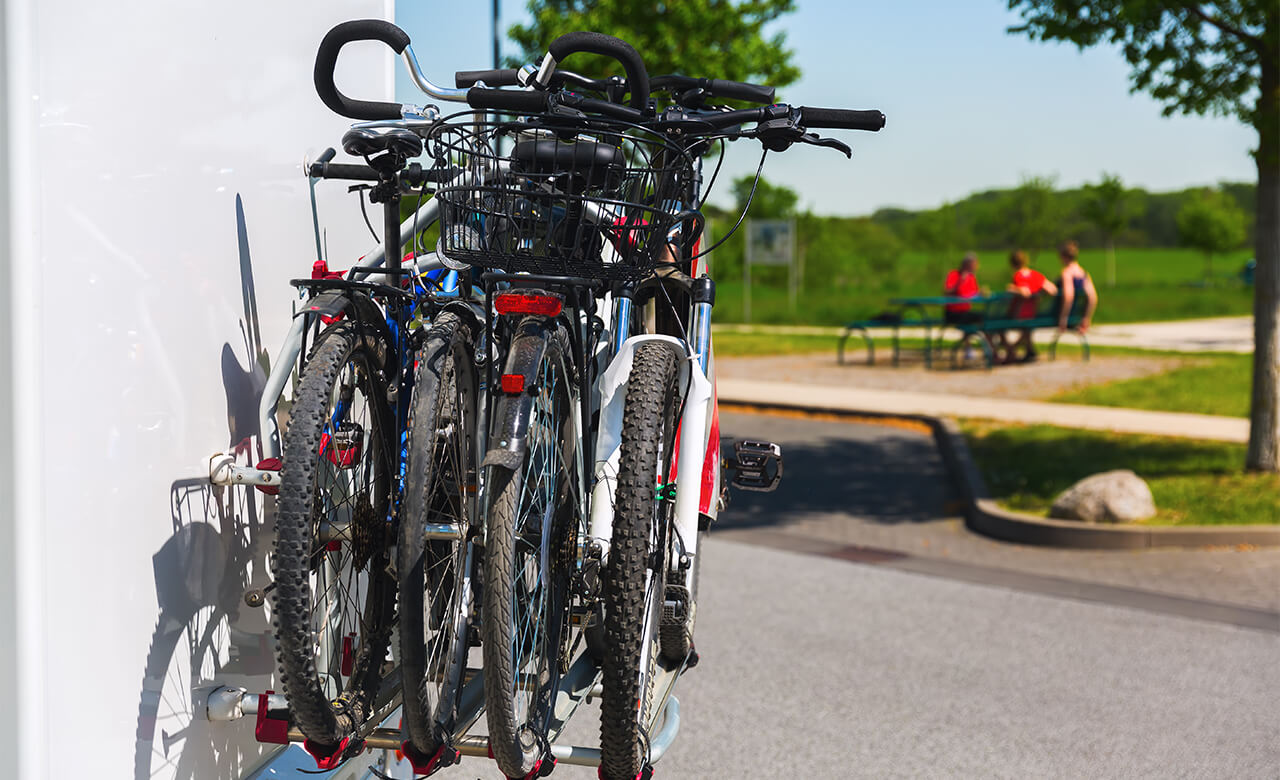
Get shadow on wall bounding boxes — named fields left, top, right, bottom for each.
left=133, top=195, right=278, bottom=780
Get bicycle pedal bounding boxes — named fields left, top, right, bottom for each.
left=724, top=439, right=783, bottom=492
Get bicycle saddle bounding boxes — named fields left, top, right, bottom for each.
left=342, top=126, right=423, bottom=161
left=512, top=138, right=624, bottom=188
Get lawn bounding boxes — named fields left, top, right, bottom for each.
left=1050, top=353, right=1252, bottom=418
left=708, top=247, right=1255, bottom=326
left=961, top=421, right=1279, bottom=526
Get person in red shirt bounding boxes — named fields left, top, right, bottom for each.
left=943, top=252, right=983, bottom=325
left=1000, top=250, right=1058, bottom=362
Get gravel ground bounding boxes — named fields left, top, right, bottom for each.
left=716, top=351, right=1187, bottom=399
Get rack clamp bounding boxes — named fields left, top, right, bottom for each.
left=208, top=452, right=283, bottom=495
left=402, top=742, right=462, bottom=776
left=304, top=735, right=363, bottom=770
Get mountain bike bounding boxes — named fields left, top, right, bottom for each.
left=439, top=31, right=882, bottom=779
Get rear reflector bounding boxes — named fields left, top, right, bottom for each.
left=501, top=374, right=526, bottom=394
left=494, top=292, right=563, bottom=317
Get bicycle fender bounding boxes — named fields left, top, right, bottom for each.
left=482, top=317, right=553, bottom=471
left=300, top=291, right=349, bottom=319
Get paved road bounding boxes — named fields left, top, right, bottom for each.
left=384, top=412, right=1280, bottom=778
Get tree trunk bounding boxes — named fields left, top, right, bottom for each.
left=1246, top=58, right=1280, bottom=472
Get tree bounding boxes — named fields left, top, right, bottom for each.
left=1008, top=1, right=1280, bottom=471
left=999, top=175, right=1061, bottom=256
left=1082, top=173, right=1139, bottom=286
left=508, top=0, right=800, bottom=91
left=732, top=173, right=798, bottom=219
left=910, top=203, right=970, bottom=282
left=1177, top=188, right=1248, bottom=277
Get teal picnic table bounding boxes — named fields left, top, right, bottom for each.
left=838, top=292, right=1088, bottom=369
left=838, top=293, right=1010, bottom=368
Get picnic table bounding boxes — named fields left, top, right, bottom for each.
left=837, top=292, right=1089, bottom=369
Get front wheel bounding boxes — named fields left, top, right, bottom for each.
left=599, top=341, right=682, bottom=780
left=271, top=319, right=397, bottom=747
left=398, top=311, right=479, bottom=757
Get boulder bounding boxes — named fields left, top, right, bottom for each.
left=1049, top=470, right=1156, bottom=524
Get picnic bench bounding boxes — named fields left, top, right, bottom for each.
left=838, top=293, right=1090, bottom=369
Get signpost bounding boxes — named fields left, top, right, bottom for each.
left=744, top=218, right=797, bottom=322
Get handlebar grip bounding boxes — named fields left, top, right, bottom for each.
left=309, top=161, right=379, bottom=180
left=316, top=147, right=337, bottom=164
left=466, top=87, right=550, bottom=114
left=314, top=20, right=411, bottom=121
left=455, top=68, right=523, bottom=88
left=546, top=31, right=649, bottom=110
left=706, top=78, right=775, bottom=104
left=797, top=107, right=885, bottom=131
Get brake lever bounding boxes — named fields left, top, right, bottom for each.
left=800, top=132, right=852, bottom=158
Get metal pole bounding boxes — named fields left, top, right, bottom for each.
left=744, top=220, right=752, bottom=324
left=493, top=0, right=501, bottom=68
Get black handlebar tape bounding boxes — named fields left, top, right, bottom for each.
left=466, top=87, right=551, bottom=114
left=309, top=161, right=379, bottom=180
left=314, top=20, right=411, bottom=120
left=455, top=68, right=522, bottom=88
left=797, top=107, right=886, bottom=131
left=706, top=78, right=775, bottom=104
left=547, top=31, right=649, bottom=110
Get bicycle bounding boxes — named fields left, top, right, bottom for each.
left=434, top=31, right=882, bottom=779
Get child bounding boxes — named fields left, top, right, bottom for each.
left=1002, top=250, right=1057, bottom=363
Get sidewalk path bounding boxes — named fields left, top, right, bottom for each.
left=717, top=315, right=1254, bottom=354
left=719, top=378, right=1249, bottom=442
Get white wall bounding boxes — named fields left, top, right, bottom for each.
left=1, top=1, right=410, bottom=777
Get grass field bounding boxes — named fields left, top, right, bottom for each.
left=709, top=247, right=1255, bottom=326
left=961, top=421, right=1279, bottom=526
left=1050, top=353, right=1252, bottom=418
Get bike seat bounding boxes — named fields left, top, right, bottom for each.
left=342, top=126, right=424, bottom=161
left=512, top=138, right=624, bottom=188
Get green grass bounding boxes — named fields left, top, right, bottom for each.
left=710, top=247, right=1255, bottom=326
left=712, top=331, right=839, bottom=356
left=1050, top=353, right=1252, bottom=418
left=961, top=422, right=1279, bottom=526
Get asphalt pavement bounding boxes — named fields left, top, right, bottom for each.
left=442, top=412, right=1279, bottom=778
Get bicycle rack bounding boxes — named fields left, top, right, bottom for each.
left=211, top=653, right=685, bottom=775
left=206, top=449, right=688, bottom=775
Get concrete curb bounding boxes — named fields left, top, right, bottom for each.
left=721, top=400, right=1280, bottom=550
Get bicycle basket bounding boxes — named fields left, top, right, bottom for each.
left=429, top=114, right=694, bottom=282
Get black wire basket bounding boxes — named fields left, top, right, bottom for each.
left=428, top=113, right=695, bottom=282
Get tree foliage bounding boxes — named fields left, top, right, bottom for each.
left=1082, top=173, right=1139, bottom=241
left=732, top=173, right=798, bottom=219
left=1177, top=188, right=1248, bottom=274
left=508, top=0, right=800, bottom=91
left=999, top=175, right=1062, bottom=256
left=1007, top=1, right=1276, bottom=137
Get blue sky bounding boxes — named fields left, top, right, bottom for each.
left=395, top=1, right=1256, bottom=216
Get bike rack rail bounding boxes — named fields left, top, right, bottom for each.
left=210, top=647, right=688, bottom=775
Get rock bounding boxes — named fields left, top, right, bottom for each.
left=1049, top=470, right=1156, bottom=523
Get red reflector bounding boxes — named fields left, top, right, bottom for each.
left=494, top=292, right=563, bottom=317
left=341, top=633, right=356, bottom=677
left=255, top=457, right=282, bottom=496
left=501, top=374, right=526, bottom=394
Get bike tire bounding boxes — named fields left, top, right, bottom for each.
left=482, top=323, right=577, bottom=778
left=398, top=311, right=479, bottom=756
left=599, top=341, right=682, bottom=780
left=272, top=319, right=397, bottom=747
